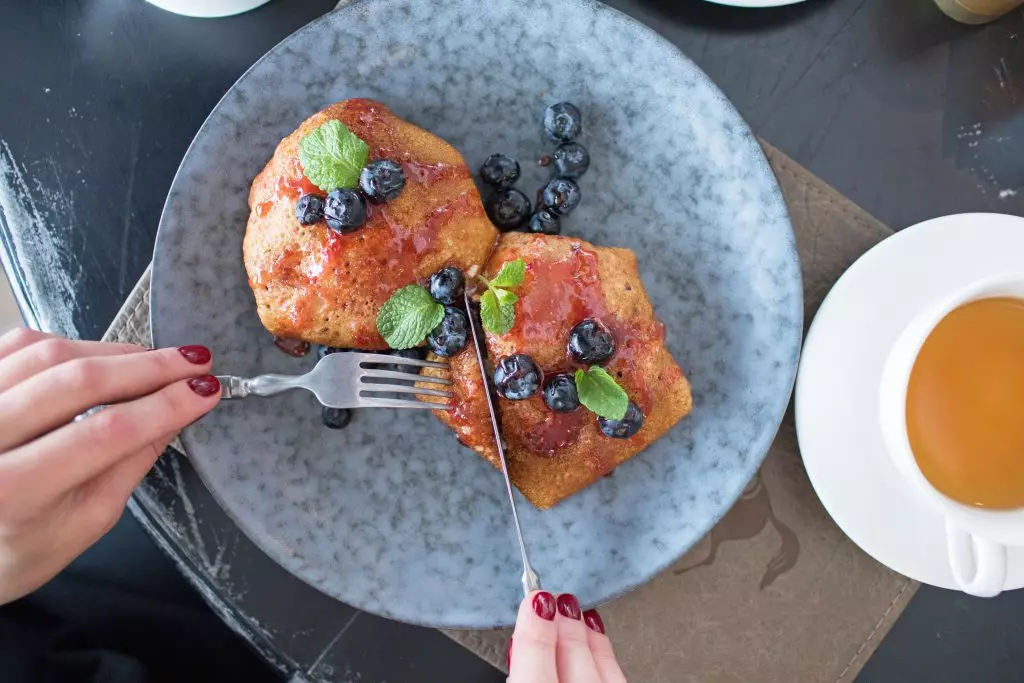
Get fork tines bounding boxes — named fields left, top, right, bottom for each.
left=353, top=352, right=448, bottom=370
left=353, top=352, right=452, bottom=410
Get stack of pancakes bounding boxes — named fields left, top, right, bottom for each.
left=244, top=100, right=692, bottom=508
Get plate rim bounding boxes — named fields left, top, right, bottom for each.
left=151, top=0, right=803, bottom=627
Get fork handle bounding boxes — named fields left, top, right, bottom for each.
left=215, top=373, right=307, bottom=400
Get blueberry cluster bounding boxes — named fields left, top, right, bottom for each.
left=564, top=319, right=642, bottom=438
left=425, top=267, right=470, bottom=358
left=492, top=317, right=643, bottom=439
left=295, top=159, right=407, bottom=234
left=479, top=102, right=589, bottom=235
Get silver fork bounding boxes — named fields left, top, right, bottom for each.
left=216, top=352, right=451, bottom=410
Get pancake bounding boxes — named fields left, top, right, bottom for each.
left=421, top=232, right=692, bottom=508
left=243, top=99, right=497, bottom=349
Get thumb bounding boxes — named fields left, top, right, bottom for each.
left=509, top=591, right=559, bottom=683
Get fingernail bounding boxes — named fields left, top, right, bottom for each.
left=556, top=593, right=582, bottom=620
left=188, top=375, right=221, bottom=397
left=506, top=637, right=513, bottom=670
left=583, top=609, right=605, bottom=634
left=532, top=591, right=556, bottom=621
left=178, top=345, right=212, bottom=365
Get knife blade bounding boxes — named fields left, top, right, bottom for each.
left=464, top=289, right=542, bottom=597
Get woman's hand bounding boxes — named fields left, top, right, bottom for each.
left=508, top=591, right=627, bottom=683
left=0, top=329, right=221, bottom=605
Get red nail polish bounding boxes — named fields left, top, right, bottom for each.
left=178, top=345, right=212, bottom=365
left=556, top=594, right=582, bottom=620
left=506, top=637, right=513, bottom=670
left=583, top=609, right=605, bottom=634
left=532, top=591, right=556, bottom=621
left=188, top=375, right=220, bottom=397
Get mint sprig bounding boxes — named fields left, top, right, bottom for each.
left=298, top=120, right=370, bottom=192
left=575, top=366, right=628, bottom=420
left=478, top=259, right=526, bottom=335
left=376, top=285, right=444, bottom=349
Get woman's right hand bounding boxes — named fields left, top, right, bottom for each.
left=508, top=591, right=627, bottom=683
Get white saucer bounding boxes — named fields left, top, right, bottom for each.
left=796, top=213, right=1024, bottom=592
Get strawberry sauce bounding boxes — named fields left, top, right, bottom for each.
left=254, top=100, right=484, bottom=346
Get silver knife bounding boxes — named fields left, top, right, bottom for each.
left=464, top=289, right=542, bottom=597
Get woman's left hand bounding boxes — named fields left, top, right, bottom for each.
left=0, top=329, right=221, bottom=605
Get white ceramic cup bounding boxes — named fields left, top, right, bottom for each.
left=879, top=274, right=1024, bottom=598
left=146, top=0, right=271, bottom=18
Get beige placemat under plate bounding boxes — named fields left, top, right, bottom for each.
left=106, top=141, right=914, bottom=683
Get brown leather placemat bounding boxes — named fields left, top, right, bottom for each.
left=441, top=142, right=913, bottom=683
left=105, top=141, right=913, bottom=683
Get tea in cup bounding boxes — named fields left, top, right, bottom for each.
left=879, top=276, right=1024, bottom=597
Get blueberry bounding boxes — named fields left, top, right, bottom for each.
left=552, top=142, right=590, bottom=179
left=359, top=159, right=406, bottom=203
left=479, top=154, right=521, bottom=188
left=543, top=102, right=582, bottom=142
left=429, top=267, right=465, bottom=305
left=386, top=347, right=429, bottom=374
left=316, top=345, right=345, bottom=360
left=295, top=194, right=326, bottom=225
left=322, top=406, right=353, bottom=429
left=493, top=354, right=542, bottom=400
left=541, top=177, right=581, bottom=216
left=485, top=188, right=532, bottom=231
left=324, top=188, right=367, bottom=233
left=598, top=401, right=644, bottom=439
left=317, top=345, right=371, bottom=360
left=427, top=306, right=469, bottom=357
left=568, top=319, right=615, bottom=365
left=526, top=209, right=561, bottom=235
left=543, top=373, right=580, bottom=412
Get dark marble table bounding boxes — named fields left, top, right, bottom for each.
left=2, top=0, right=1024, bottom=681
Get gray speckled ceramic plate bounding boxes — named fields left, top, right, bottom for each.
left=151, top=0, right=801, bottom=628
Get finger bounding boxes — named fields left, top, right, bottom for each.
left=554, top=594, right=602, bottom=683
left=583, top=610, right=626, bottom=683
left=1, top=433, right=176, bottom=606
left=0, top=346, right=212, bottom=452
left=0, top=328, right=52, bottom=360
left=0, top=375, right=220, bottom=508
left=80, top=431, right=175, bottom=512
left=508, top=591, right=559, bottom=683
left=0, top=337, right=146, bottom=394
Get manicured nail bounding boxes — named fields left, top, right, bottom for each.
left=583, top=609, right=605, bottom=634
left=556, top=593, right=582, bottom=620
left=178, top=345, right=212, bottom=365
left=532, top=591, right=556, bottom=621
left=187, top=375, right=220, bottom=397
left=506, top=637, right=513, bottom=670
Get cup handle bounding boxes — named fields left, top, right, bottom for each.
left=946, top=522, right=1007, bottom=598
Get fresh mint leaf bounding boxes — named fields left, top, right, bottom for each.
left=488, top=259, right=526, bottom=288
left=477, top=258, right=525, bottom=335
left=575, top=366, right=628, bottom=420
left=298, top=119, right=370, bottom=192
left=480, top=289, right=510, bottom=335
left=494, top=288, right=518, bottom=307
left=494, top=289, right=517, bottom=334
left=376, top=284, right=444, bottom=349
